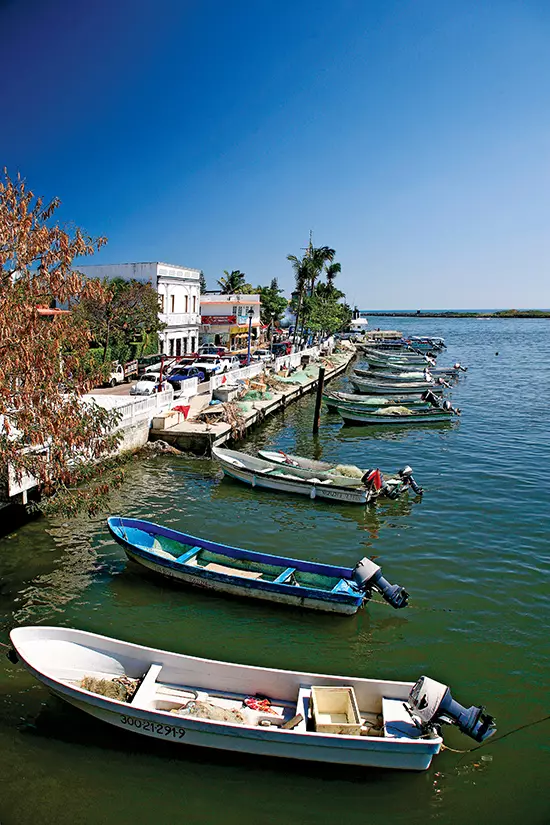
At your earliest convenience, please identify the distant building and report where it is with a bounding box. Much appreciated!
[77,261,201,356]
[200,293,261,350]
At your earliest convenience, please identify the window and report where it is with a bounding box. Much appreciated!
[171,295,175,313]
[183,338,188,354]
[176,339,181,356]
[185,295,189,313]
[192,295,196,313]
[191,336,196,352]
[169,339,174,356]
[232,305,237,315]
[159,295,165,313]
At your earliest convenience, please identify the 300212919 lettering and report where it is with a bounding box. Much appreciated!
[119,715,186,738]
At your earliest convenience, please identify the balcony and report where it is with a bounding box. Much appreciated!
[159,313,201,328]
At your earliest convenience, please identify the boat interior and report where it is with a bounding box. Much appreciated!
[120,526,351,593]
[63,656,421,741]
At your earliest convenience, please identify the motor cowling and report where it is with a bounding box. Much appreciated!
[407,676,496,742]
[351,557,409,609]
[398,465,423,495]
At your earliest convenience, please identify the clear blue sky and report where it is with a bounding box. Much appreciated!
[2,0,550,309]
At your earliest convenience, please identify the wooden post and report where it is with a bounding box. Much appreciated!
[312,366,325,434]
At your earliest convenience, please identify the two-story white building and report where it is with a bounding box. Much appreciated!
[200,293,261,350]
[77,261,201,356]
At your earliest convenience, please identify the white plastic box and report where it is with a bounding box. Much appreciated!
[311,686,361,735]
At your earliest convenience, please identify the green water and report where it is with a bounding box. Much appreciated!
[1,318,549,825]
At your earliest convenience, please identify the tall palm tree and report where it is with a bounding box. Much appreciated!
[287,254,310,344]
[308,246,335,295]
[217,270,247,294]
[324,261,341,294]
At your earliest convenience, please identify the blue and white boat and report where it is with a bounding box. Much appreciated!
[107,517,408,615]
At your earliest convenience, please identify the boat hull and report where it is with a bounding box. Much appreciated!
[220,460,373,504]
[11,626,442,771]
[350,377,444,395]
[338,408,454,425]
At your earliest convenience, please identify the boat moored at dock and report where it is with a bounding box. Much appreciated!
[107,517,409,614]
[9,626,495,772]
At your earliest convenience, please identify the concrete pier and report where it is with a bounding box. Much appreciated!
[149,352,354,453]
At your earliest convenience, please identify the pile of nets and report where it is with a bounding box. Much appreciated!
[242,389,274,401]
[177,700,247,724]
[375,406,414,415]
[329,464,364,478]
[80,675,140,702]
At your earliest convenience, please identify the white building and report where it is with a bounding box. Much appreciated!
[77,261,201,356]
[200,293,261,350]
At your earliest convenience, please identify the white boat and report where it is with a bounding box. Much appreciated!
[213,446,380,504]
[257,450,423,496]
[9,626,495,771]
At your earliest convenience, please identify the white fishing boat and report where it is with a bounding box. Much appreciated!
[213,446,380,504]
[323,390,431,411]
[257,450,423,496]
[9,626,495,771]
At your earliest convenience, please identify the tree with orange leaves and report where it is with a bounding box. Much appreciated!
[0,170,123,514]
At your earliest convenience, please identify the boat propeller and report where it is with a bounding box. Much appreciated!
[407,676,496,742]
[351,557,409,609]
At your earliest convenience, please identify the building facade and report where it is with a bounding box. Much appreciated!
[77,261,201,356]
[200,293,261,350]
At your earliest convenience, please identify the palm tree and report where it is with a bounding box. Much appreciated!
[217,270,247,294]
[287,254,310,344]
[324,261,341,294]
[307,246,335,295]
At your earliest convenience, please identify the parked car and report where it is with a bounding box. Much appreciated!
[130,373,169,396]
[252,349,273,362]
[190,356,227,376]
[220,355,241,371]
[166,365,206,392]
[137,353,164,376]
[198,345,228,357]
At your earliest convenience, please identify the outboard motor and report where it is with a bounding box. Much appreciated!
[436,376,451,388]
[453,362,468,372]
[351,557,409,609]
[407,676,496,743]
[398,465,423,495]
[421,389,441,408]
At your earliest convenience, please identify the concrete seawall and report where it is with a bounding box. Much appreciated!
[149,351,354,454]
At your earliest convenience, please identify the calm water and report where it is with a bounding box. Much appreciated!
[1,318,549,825]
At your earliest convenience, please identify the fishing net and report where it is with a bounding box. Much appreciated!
[331,464,364,478]
[178,700,247,724]
[80,675,140,702]
[377,406,414,415]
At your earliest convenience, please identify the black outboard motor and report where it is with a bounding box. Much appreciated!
[407,676,496,742]
[398,465,423,495]
[453,362,468,372]
[421,389,441,408]
[351,557,409,609]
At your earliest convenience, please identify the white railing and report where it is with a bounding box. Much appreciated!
[87,389,175,429]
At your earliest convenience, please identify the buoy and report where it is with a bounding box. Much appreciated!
[495,352,499,356]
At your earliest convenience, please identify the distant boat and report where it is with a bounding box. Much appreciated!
[107,517,408,614]
[9,626,495,771]
[257,450,423,496]
[323,390,432,412]
[213,446,381,505]
[337,405,458,426]
[350,374,446,395]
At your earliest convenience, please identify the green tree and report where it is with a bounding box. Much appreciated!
[74,277,164,363]
[199,270,207,293]
[256,278,288,325]
[217,269,254,294]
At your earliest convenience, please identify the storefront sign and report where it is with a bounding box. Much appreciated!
[201,315,236,325]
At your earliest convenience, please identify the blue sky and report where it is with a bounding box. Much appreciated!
[2,0,550,308]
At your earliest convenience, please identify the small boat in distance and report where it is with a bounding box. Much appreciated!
[107,517,409,614]
[9,626,495,772]
[337,405,459,426]
[350,374,446,395]
[322,390,431,411]
[257,450,423,496]
[213,447,417,505]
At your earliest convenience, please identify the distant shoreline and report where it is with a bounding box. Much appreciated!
[360,310,550,319]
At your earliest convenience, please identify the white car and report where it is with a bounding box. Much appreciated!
[191,356,227,376]
[252,349,273,362]
[130,373,169,395]
[221,355,241,371]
